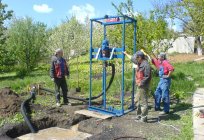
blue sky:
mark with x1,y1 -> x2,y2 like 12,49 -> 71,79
3,0 -> 154,28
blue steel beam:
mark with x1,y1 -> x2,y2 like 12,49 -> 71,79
89,15 -> 137,116
121,16 -> 125,114
89,21 -> 93,107
93,48 -> 123,53
102,20 -> 133,26
91,15 -> 123,21
131,21 -> 137,109
91,15 -> 136,23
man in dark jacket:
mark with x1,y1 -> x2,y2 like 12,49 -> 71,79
50,48 -> 69,107
123,51 -> 151,122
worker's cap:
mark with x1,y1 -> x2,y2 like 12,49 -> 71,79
55,48 -> 63,54
158,52 -> 166,59
136,51 -> 144,57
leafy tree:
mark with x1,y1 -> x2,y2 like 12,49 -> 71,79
48,17 -> 88,62
0,0 -> 13,72
154,0 -> 204,55
111,0 -> 170,54
7,17 -> 48,74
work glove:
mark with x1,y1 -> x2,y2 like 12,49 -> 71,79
137,82 -> 142,87
51,78 -> 55,81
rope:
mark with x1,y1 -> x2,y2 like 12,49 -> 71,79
134,115 -> 180,132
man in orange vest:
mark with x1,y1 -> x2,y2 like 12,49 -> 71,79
124,51 -> 151,122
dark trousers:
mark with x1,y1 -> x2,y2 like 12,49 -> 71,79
54,77 -> 68,103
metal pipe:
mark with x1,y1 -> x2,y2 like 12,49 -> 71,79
89,20 -> 93,106
121,16 -> 126,113
131,20 -> 137,108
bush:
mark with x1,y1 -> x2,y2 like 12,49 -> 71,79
16,66 -> 28,78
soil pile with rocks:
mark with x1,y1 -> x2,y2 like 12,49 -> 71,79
0,87 -> 21,117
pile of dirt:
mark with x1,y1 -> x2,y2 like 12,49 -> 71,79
0,104 -> 88,139
0,87 -> 21,117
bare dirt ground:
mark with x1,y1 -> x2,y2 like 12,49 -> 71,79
168,53 -> 202,63
0,102 -> 88,139
0,89 -> 186,140
0,87 -> 21,117
0,53 -> 197,140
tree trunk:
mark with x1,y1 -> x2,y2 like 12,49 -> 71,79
196,36 -> 202,56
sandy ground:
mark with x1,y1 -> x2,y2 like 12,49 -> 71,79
168,53 -> 202,63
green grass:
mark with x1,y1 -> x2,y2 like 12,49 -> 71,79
0,113 -> 24,127
1,55 -> 204,139
175,109 -> 193,139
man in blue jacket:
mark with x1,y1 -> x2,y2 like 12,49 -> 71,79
50,48 -> 69,107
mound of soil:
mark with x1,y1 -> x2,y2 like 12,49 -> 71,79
0,104 -> 88,139
0,87 -> 21,117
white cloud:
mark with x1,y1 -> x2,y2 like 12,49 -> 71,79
33,4 -> 53,13
68,4 -> 96,24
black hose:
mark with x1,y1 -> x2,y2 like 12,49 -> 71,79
20,88 -> 37,133
20,63 -> 115,133
40,87 -> 87,102
86,62 -> 115,100
40,63 -> 115,102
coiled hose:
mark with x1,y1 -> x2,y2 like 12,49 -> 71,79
40,63 -> 115,102
21,63 -> 115,133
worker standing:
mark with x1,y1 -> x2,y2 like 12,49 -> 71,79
50,48 -> 70,107
152,52 -> 174,115
123,51 -> 151,122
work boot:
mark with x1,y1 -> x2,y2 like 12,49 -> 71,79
159,111 -> 169,115
135,115 -> 141,120
155,107 -> 162,111
62,102 -> 71,106
56,102 -> 61,107
140,116 -> 147,122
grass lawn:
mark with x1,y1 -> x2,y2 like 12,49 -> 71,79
1,55 -> 204,139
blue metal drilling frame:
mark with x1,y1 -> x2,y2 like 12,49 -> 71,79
89,15 -> 137,116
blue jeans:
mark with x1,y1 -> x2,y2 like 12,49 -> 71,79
154,78 -> 171,112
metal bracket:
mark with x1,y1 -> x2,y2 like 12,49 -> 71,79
109,47 -> 115,59
95,48 -> 101,60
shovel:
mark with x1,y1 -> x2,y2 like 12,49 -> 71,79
76,56 -> 81,92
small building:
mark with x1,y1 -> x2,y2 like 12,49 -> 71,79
168,37 -> 195,54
